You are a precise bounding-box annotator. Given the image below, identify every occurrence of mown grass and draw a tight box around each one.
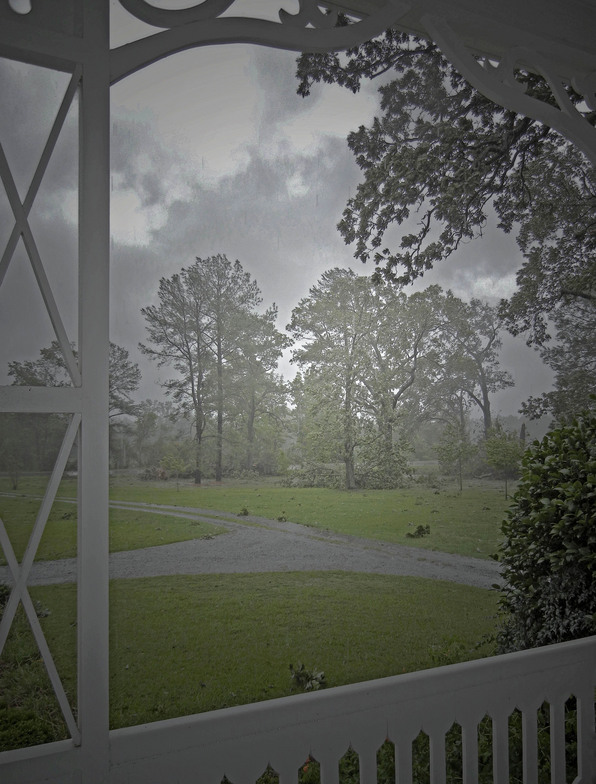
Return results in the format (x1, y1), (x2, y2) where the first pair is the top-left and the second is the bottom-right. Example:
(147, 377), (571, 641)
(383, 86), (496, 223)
(0, 495), (222, 564)
(0, 474), (508, 559)
(108, 476), (508, 559)
(20, 572), (497, 737)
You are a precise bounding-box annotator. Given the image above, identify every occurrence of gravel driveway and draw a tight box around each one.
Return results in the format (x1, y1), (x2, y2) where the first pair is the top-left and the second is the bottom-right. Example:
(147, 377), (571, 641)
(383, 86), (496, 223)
(2, 500), (502, 589)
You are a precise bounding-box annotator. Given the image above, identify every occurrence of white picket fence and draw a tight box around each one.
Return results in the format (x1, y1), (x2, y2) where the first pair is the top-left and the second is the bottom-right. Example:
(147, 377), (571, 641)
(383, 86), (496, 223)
(2, 634), (595, 784)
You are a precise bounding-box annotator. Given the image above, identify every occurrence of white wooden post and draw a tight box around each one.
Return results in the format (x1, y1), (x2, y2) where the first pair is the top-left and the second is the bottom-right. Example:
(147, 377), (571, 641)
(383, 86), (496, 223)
(77, 1), (111, 780)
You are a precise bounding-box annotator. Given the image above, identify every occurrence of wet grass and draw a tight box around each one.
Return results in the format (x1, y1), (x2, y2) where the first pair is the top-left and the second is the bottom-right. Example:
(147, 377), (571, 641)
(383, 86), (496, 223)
(25, 572), (498, 733)
(0, 474), (509, 559)
(107, 476), (509, 559)
(0, 495), (222, 564)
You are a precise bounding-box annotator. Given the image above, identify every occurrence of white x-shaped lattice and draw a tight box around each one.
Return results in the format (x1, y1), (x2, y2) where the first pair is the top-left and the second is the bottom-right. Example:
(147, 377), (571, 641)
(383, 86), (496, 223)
(0, 413), (81, 743)
(0, 62), (85, 744)
(0, 64), (82, 386)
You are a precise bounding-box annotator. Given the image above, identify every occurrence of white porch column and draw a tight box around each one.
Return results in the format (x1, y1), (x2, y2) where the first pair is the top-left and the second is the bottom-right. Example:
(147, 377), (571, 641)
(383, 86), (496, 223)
(78, 1), (111, 780)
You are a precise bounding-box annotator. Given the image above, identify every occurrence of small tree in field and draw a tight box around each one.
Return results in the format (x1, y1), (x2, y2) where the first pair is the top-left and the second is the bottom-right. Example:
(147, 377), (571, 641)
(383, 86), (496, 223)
(160, 441), (193, 490)
(497, 408), (596, 652)
(436, 422), (476, 493)
(485, 425), (524, 498)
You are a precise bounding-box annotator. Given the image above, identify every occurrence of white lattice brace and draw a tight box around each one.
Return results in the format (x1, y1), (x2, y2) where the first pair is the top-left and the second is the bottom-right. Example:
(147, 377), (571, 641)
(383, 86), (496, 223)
(0, 64), (81, 289)
(0, 414), (82, 743)
(0, 142), (81, 386)
(0, 385), (83, 413)
(422, 15), (596, 169)
(12, 414), (79, 595)
(110, 0), (412, 83)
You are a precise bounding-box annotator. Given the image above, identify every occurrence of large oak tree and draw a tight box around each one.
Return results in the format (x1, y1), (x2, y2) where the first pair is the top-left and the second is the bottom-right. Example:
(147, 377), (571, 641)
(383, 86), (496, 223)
(297, 31), (596, 418)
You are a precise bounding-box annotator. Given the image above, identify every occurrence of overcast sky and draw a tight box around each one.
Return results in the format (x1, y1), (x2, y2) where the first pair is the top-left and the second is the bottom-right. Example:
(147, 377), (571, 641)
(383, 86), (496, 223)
(0, 11), (554, 418)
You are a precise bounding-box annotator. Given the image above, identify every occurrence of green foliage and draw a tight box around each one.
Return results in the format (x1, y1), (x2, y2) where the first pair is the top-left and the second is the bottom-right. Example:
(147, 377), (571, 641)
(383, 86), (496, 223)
(288, 272), (510, 489)
(406, 524), (430, 539)
(497, 409), (596, 652)
(436, 421), (478, 491)
(297, 33), (595, 429)
(8, 340), (140, 420)
(484, 424), (524, 498)
(289, 663), (326, 691)
(140, 255), (288, 483)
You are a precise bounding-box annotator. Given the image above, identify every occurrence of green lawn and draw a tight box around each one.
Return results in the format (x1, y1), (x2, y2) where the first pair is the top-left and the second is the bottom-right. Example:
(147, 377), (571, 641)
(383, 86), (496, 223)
(1, 474), (503, 751)
(0, 496), (222, 564)
(0, 474), (509, 559)
(107, 476), (508, 559)
(17, 572), (497, 737)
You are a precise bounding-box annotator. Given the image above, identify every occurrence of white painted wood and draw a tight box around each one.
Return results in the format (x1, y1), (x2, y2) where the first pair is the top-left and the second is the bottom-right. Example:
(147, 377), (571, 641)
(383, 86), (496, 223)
(0, 385), (82, 412)
(461, 722), (478, 784)
(522, 707), (539, 784)
(76, 1), (111, 780)
(2, 3), (596, 783)
(0, 65), (81, 290)
(109, 0), (410, 84)
(550, 700), (566, 784)
(576, 683), (596, 784)
(2, 634), (593, 782)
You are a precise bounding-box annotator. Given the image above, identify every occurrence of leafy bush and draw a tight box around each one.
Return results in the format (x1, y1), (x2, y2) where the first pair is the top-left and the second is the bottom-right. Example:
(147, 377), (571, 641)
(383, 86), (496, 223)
(496, 408), (596, 652)
(406, 524), (431, 539)
(289, 663), (326, 692)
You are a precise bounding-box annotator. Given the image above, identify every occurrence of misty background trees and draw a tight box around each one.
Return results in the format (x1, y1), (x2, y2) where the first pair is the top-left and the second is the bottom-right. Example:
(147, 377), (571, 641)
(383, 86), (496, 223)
(138, 255), (287, 484)
(3, 253), (543, 490)
(0, 341), (140, 485)
(3, 29), (594, 489)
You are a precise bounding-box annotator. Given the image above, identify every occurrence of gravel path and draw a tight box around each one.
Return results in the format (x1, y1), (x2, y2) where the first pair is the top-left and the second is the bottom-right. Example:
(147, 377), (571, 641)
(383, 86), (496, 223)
(1, 499), (502, 589)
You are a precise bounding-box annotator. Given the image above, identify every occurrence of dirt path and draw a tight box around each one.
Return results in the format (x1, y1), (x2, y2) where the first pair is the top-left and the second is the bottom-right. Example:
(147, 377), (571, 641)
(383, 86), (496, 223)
(1, 498), (502, 589)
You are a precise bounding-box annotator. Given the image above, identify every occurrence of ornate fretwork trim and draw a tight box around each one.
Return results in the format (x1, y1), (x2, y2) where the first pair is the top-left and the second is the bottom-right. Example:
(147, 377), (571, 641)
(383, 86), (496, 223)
(111, 0), (411, 83)
(424, 15), (596, 168)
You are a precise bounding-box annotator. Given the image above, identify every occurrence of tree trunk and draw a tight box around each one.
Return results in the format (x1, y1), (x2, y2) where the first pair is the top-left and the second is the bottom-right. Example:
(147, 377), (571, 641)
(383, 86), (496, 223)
(215, 334), (223, 482)
(194, 401), (203, 484)
(345, 454), (356, 490)
(343, 376), (356, 490)
(246, 391), (256, 473)
(479, 373), (492, 437)
(194, 430), (202, 485)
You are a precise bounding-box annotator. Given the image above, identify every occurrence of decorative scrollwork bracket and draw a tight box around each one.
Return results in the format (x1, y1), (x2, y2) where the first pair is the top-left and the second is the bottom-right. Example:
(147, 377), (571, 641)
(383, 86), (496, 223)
(111, 0), (412, 84)
(423, 14), (596, 168)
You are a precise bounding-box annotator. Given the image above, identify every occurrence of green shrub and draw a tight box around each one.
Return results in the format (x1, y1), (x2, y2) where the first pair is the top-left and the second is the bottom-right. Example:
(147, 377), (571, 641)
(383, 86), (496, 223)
(496, 408), (596, 652)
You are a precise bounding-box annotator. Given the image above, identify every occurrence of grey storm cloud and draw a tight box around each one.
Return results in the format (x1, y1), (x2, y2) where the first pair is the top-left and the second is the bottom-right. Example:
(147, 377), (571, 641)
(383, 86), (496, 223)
(1, 48), (551, 410)
(111, 114), (185, 208)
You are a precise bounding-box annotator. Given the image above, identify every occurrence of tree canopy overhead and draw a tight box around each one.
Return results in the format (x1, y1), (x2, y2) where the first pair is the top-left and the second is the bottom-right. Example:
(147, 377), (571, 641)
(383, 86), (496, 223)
(296, 30), (596, 418)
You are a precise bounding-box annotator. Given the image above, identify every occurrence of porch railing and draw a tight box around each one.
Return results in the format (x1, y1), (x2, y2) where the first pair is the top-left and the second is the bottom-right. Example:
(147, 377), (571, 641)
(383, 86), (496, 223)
(2, 634), (595, 784)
